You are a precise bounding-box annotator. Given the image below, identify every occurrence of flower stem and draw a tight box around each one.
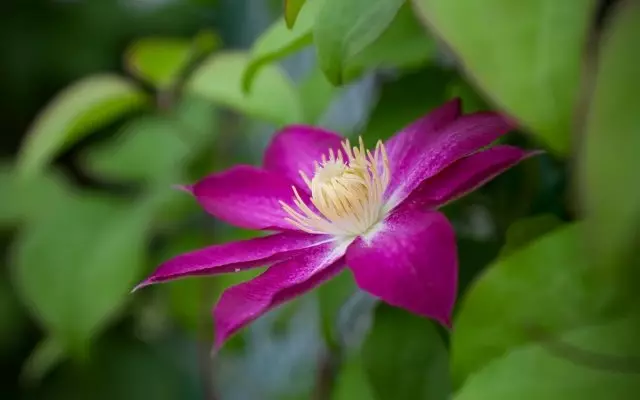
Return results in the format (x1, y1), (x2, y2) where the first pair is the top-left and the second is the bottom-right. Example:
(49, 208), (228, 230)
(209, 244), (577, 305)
(313, 349), (342, 400)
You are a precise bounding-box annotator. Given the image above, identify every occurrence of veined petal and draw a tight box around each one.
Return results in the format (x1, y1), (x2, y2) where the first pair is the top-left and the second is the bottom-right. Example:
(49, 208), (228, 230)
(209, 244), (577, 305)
(213, 240), (349, 349)
(264, 125), (345, 194)
(188, 165), (306, 231)
(346, 207), (457, 327)
(385, 101), (514, 210)
(135, 231), (334, 289)
(405, 146), (538, 209)
(385, 98), (462, 171)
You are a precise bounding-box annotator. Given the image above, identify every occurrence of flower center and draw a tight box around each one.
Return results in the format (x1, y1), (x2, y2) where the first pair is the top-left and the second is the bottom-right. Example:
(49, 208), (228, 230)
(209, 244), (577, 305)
(281, 137), (390, 237)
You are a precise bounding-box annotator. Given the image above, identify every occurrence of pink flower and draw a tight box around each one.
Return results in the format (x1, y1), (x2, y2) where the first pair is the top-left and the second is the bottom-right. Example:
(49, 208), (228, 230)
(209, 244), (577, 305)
(135, 99), (534, 349)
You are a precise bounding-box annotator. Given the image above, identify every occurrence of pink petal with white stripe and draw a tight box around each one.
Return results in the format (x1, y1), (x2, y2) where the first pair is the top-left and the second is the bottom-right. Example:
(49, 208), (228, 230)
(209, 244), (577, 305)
(385, 100), (514, 209)
(188, 165), (305, 231)
(346, 206), (457, 327)
(213, 241), (348, 349)
(136, 231), (334, 289)
(404, 145), (537, 209)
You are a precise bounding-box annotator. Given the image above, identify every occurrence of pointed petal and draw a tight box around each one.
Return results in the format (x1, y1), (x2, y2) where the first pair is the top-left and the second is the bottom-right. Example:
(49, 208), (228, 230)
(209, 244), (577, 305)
(385, 98), (462, 168)
(264, 125), (345, 193)
(346, 207), (457, 327)
(213, 241), (348, 349)
(136, 232), (334, 289)
(189, 165), (304, 231)
(406, 146), (538, 209)
(385, 101), (514, 209)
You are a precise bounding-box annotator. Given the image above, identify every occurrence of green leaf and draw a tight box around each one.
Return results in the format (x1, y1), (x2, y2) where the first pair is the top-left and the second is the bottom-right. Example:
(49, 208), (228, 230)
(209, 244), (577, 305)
(125, 38), (191, 88)
(0, 165), (70, 228)
(171, 94), (220, 147)
(333, 356), (375, 400)
(362, 66), (454, 145)
(12, 192), (161, 354)
(284, 0), (308, 29)
(187, 52), (303, 125)
(580, 2), (640, 271)
(454, 315), (640, 400)
(344, 3), (436, 81)
(18, 74), (149, 176)
(362, 305), (450, 400)
(125, 32), (220, 88)
(314, 0), (405, 84)
(499, 214), (564, 257)
(412, 0), (597, 154)
(447, 78), (490, 113)
(451, 224), (616, 387)
(81, 116), (191, 184)
(242, 0), (322, 93)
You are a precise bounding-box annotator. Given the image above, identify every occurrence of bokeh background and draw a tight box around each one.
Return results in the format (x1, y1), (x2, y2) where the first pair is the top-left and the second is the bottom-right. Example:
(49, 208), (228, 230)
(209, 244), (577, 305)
(2, 0), (639, 399)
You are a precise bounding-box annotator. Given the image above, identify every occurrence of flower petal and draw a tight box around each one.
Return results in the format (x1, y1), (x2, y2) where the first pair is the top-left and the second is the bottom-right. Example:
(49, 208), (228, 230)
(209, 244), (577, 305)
(405, 145), (537, 209)
(135, 231), (334, 289)
(385, 101), (514, 209)
(264, 125), (345, 193)
(346, 207), (457, 327)
(213, 240), (348, 349)
(188, 165), (302, 230)
(385, 98), (462, 169)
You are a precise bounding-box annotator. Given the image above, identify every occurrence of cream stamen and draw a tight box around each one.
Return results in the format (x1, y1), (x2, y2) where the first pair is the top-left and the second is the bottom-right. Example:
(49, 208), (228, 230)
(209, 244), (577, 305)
(280, 137), (390, 237)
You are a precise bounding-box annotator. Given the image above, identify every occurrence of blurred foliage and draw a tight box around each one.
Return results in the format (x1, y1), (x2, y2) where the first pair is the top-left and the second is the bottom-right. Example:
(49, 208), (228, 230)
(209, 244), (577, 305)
(454, 314), (640, 400)
(284, 0), (308, 29)
(413, 0), (596, 155)
(314, 0), (406, 84)
(18, 74), (150, 176)
(1, 0), (639, 399)
(187, 51), (304, 125)
(579, 1), (640, 275)
(362, 305), (450, 399)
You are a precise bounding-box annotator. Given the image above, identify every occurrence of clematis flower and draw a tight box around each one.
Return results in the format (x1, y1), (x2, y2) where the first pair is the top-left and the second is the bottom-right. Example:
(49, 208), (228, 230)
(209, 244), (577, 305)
(135, 98), (535, 349)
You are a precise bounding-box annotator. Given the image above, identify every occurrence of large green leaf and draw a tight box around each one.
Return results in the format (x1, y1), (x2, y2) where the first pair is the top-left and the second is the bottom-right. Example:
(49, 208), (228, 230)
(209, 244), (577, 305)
(12, 192), (162, 354)
(242, 0), (322, 93)
(82, 116), (191, 184)
(314, 0), (405, 85)
(412, 0), (597, 154)
(498, 214), (564, 258)
(333, 356), (375, 400)
(451, 224), (616, 387)
(344, 3), (435, 81)
(0, 165), (70, 228)
(125, 32), (219, 89)
(18, 74), (149, 176)
(284, 0), (308, 28)
(455, 315), (640, 400)
(362, 305), (450, 400)
(580, 2), (640, 271)
(187, 52), (303, 125)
